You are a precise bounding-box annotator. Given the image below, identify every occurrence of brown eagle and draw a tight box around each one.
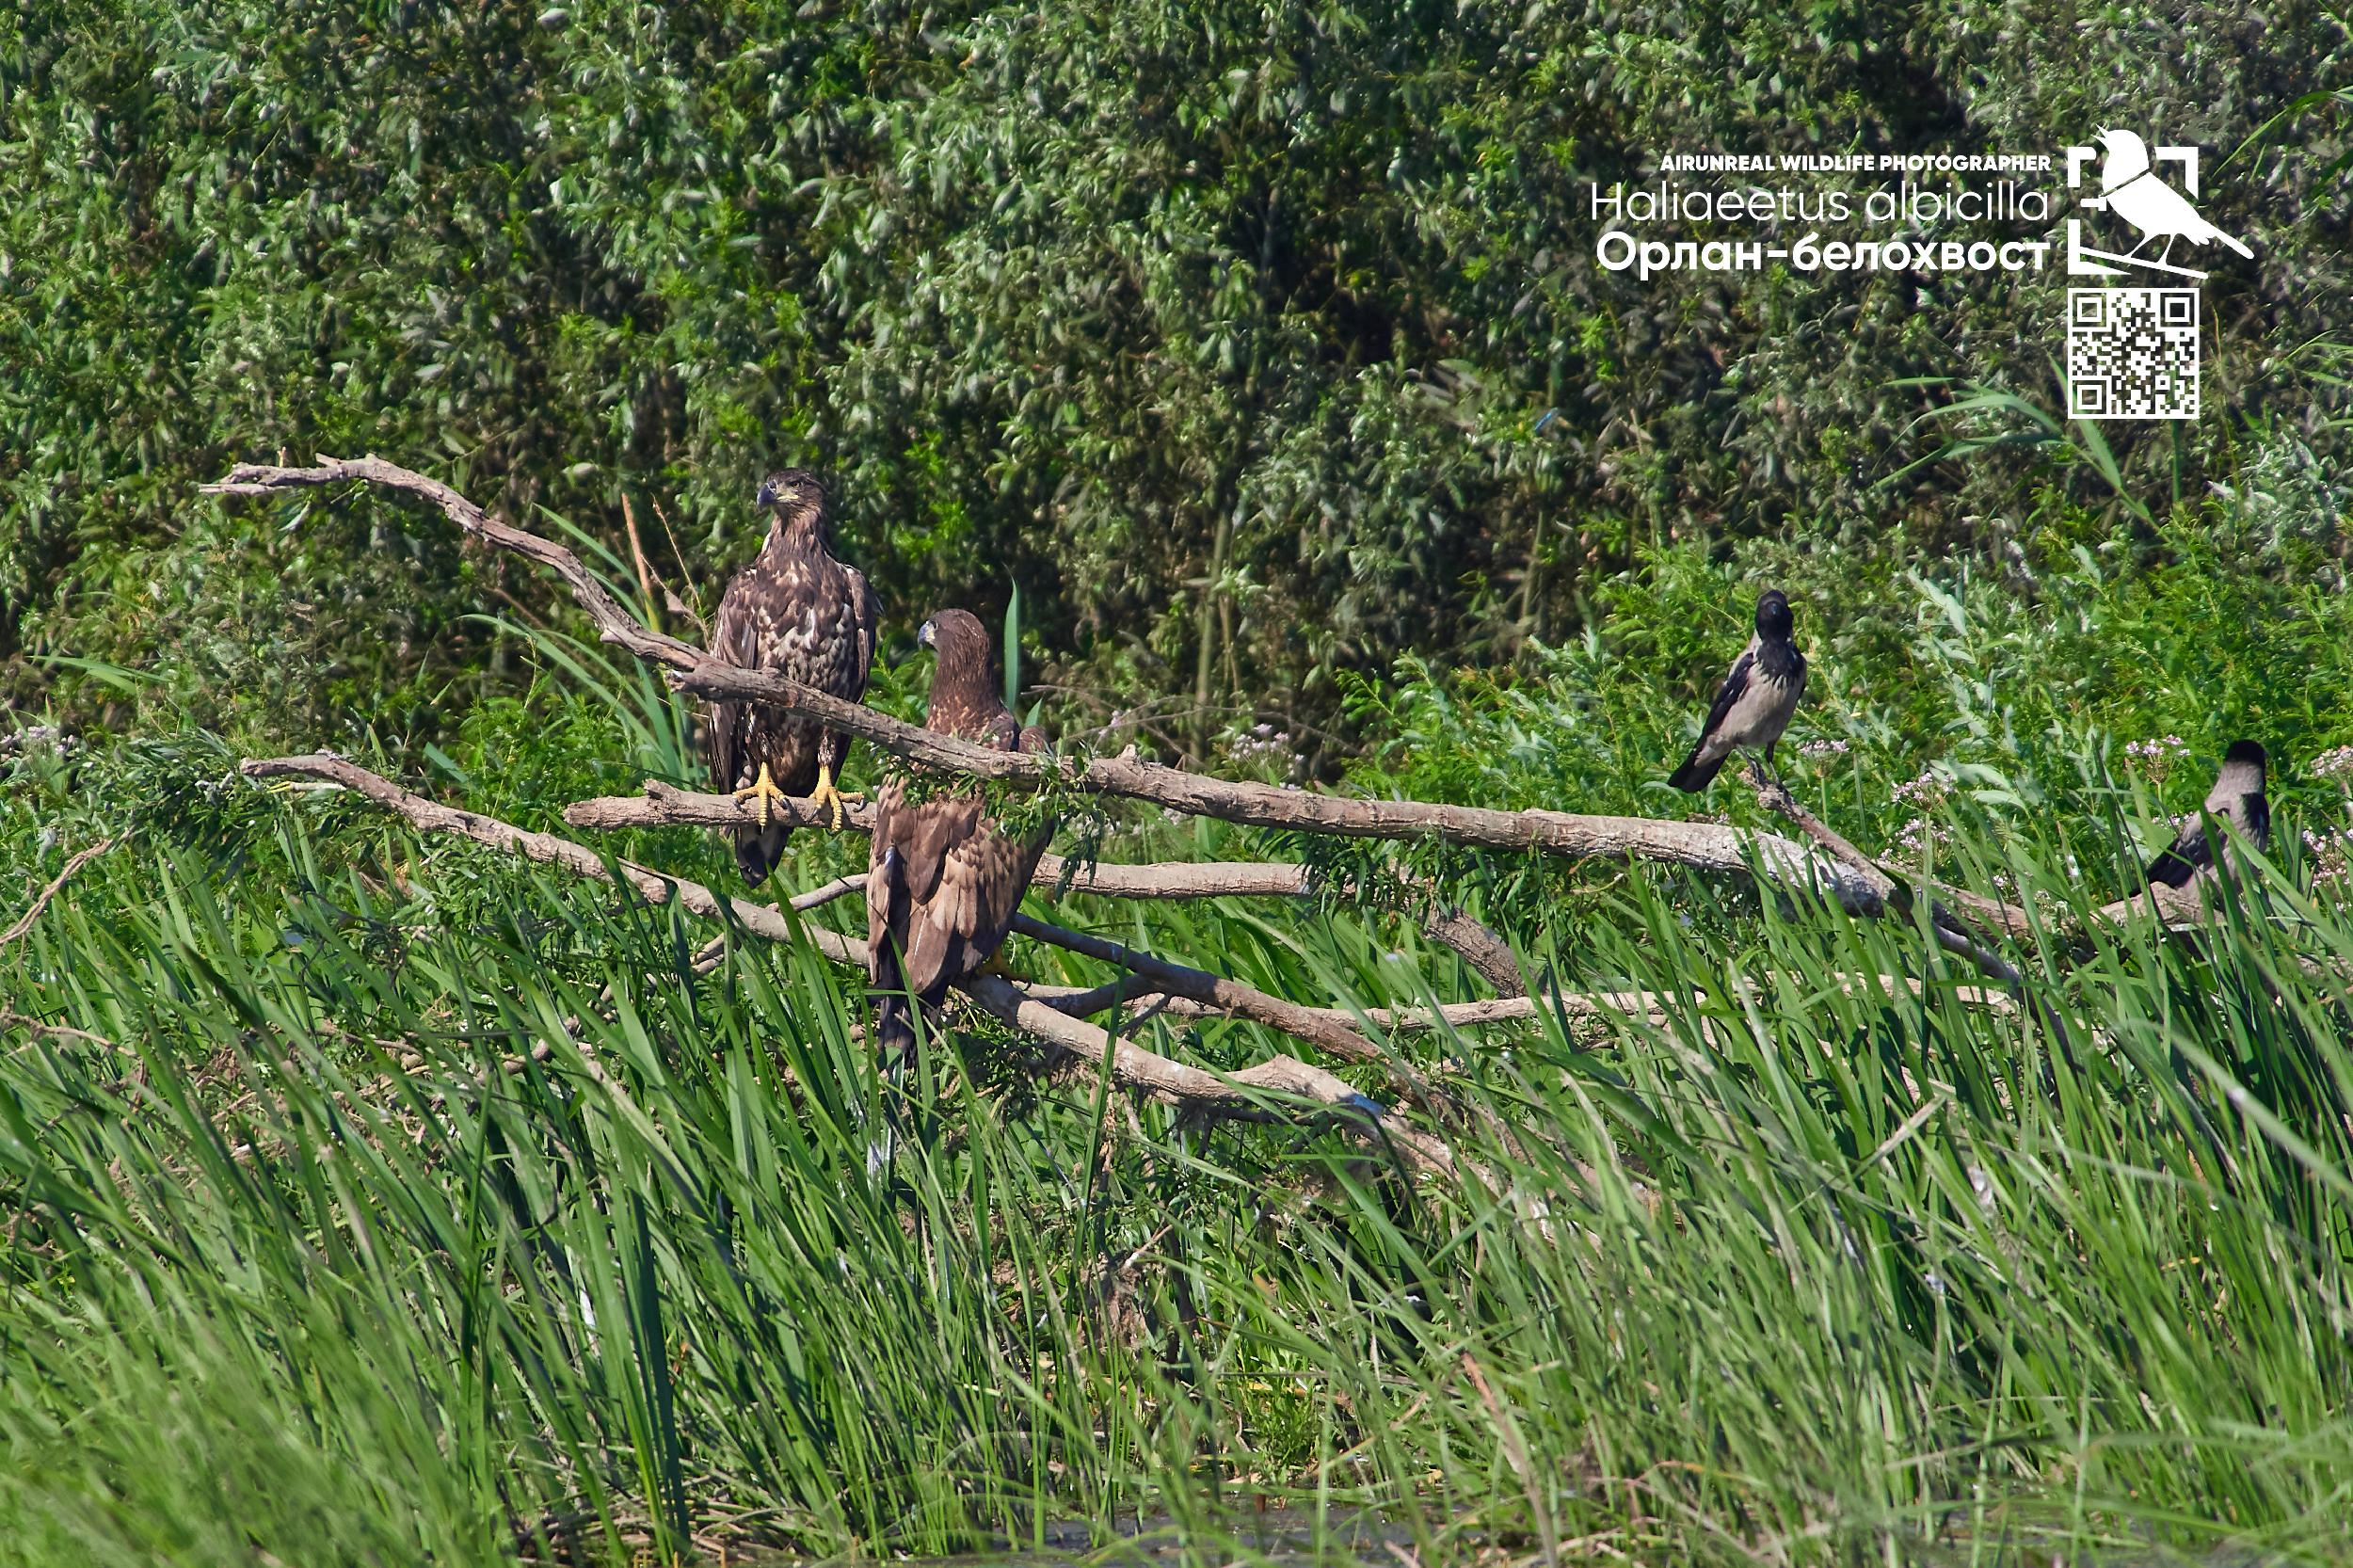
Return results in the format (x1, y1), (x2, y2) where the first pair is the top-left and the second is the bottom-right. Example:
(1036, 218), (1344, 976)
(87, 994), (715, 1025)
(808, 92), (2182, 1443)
(866, 609), (1052, 1065)
(707, 469), (879, 885)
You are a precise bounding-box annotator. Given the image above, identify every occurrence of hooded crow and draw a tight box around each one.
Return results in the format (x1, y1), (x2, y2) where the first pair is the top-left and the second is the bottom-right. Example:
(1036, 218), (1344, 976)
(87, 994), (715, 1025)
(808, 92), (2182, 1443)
(2145, 740), (2269, 888)
(1669, 588), (1807, 792)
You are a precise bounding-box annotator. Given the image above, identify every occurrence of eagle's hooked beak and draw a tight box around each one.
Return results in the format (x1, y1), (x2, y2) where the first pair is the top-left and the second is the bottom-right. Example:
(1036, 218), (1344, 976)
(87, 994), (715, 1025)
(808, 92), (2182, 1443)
(888, 617), (936, 671)
(756, 477), (794, 510)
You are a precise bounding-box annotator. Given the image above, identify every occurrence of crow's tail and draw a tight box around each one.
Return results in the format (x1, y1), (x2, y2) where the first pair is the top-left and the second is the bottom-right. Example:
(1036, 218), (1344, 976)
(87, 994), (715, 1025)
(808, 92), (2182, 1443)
(1668, 748), (1722, 793)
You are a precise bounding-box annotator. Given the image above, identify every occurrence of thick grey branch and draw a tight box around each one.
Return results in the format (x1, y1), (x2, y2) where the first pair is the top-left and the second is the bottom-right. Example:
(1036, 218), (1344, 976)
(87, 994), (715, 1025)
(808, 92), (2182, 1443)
(243, 753), (865, 966)
(202, 457), (1881, 911)
(961, 975), (1461, 1179)
(564, 783), (1312, 900)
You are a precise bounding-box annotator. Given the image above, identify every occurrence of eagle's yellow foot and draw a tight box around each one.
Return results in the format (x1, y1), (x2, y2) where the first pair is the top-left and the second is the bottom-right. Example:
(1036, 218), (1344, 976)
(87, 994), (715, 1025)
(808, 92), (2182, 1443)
(809, 762), (864, 831)
(732, 762), (789, 828)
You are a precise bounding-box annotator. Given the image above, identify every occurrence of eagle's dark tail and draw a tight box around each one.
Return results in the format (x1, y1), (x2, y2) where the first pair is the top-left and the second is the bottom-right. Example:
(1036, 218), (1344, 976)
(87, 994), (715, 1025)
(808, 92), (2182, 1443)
(734, 823), (790, 886)
(1668, 747), (1722, 793)
(873, 996), (918, 1075)
(866, 991), (926, 1177)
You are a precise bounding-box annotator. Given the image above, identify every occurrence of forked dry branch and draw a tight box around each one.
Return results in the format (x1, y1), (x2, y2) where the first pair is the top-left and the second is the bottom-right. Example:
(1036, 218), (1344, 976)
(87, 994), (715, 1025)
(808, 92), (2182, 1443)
(203, 456), (1891, 917)
(207, 455), (2157, 1125)
(239, 753), (1465, 1178)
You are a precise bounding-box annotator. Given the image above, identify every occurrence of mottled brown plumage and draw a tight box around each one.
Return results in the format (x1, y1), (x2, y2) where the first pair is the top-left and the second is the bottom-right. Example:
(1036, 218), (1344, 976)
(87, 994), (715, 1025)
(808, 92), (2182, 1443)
(867, 609), (1051, 1065)
(707, 470), (879, 885)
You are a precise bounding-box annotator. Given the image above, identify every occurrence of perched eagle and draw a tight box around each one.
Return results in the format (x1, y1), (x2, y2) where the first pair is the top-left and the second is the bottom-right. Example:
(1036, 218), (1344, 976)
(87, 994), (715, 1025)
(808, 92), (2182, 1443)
(706, 469), (879, 885)
(866, 609), (1052, 1067)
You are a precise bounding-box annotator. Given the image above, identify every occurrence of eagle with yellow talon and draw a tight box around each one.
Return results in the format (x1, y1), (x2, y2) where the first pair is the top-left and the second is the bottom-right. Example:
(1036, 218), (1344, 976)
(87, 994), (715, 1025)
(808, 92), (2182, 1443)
(705, 469), (879, 885)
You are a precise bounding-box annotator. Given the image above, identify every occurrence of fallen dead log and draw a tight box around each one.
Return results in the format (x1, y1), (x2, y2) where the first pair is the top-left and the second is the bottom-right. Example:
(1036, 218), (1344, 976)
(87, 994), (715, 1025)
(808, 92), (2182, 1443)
(565, 781), (1315, 900)
(238, 754), (1465, 1178)
(202, 456), (1885, 917)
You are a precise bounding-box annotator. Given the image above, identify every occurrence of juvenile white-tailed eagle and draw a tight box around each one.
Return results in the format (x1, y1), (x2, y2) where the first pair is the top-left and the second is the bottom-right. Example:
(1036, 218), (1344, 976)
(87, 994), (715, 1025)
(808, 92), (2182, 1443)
(707, 469), (879, 885)
(866, 609), (1052, 1065)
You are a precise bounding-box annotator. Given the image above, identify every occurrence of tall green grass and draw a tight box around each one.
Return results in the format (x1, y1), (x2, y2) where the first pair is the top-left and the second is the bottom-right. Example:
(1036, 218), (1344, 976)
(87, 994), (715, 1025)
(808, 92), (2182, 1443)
(4, 726), (2353, 1564)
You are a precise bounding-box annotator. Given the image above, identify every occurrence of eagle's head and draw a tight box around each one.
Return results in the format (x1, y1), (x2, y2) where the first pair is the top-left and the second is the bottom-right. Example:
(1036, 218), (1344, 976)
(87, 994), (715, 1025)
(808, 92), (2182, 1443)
(913, 609), (1002, 734)
(916, 608), (988, 658)
(755, 469), (830, 536)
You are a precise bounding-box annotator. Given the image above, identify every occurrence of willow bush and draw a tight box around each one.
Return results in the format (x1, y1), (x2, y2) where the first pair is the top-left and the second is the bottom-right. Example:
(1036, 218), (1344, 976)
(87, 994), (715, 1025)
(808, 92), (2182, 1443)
(3, 1), (2346, 757)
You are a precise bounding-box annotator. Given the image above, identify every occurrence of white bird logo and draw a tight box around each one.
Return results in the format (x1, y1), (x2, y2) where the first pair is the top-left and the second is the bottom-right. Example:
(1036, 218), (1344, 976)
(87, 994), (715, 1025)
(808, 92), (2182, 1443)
(2092, 129), (2252, 265)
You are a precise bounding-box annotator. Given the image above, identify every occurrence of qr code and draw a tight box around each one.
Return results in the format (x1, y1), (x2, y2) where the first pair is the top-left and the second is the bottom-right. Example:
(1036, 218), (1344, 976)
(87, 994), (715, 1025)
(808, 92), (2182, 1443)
(2067, 288), (2200, 420)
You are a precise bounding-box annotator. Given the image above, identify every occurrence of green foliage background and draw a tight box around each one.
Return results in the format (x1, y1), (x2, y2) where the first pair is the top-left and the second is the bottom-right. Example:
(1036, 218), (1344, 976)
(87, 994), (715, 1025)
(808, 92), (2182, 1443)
(7, 12), (2353, 1559)
(4, 0), (2346, 759)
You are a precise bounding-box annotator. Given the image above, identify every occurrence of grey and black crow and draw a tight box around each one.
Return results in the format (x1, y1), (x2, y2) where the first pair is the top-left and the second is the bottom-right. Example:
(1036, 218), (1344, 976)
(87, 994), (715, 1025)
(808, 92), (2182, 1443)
(707, 469), (879, 885)
(2145, 740), (2269, 888)
(1669, 588), (1807, 792)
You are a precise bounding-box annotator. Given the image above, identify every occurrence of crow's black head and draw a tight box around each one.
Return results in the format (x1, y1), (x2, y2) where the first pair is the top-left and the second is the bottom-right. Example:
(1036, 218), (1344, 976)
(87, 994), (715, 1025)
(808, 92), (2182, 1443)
(1755, 588), (1795, 638)
(2223, 740), (2267, 771)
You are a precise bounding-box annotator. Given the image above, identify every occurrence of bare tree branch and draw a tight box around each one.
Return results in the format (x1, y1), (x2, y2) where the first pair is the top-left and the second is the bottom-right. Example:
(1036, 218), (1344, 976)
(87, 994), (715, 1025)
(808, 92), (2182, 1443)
(2094, 879), (2211, 925)
(565, 783), (1315, 900)
(202, 456), (1885, 914)
(1, 1008), (119, 1050)
(237, 754), (1467, 1178)
(1001, 911), (1445, 1114)
(1029, 975), (2012, 1032)
(1419, 904), (1529, 997)
(245, 753), (865, 964)
(1742, 762), (2060, 1045)
(565, 783), (880, 835)
(958, 974), (1464, 1179)
(1, 837), (118, 950)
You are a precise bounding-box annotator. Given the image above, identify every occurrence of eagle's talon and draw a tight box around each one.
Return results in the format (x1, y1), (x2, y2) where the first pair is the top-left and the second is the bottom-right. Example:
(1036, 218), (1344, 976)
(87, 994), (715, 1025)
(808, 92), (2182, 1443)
(809, 763), (863, 831)
(732, 762), (788, 829)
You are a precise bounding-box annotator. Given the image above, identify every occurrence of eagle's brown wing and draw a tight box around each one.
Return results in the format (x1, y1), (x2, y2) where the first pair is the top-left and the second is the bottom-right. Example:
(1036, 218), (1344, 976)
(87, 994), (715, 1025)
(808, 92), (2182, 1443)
(708, 559), (827, 884)
(866, 726), (1052, 1061)
(867, 777), (986, 1061)
(706, 576), (762, 808)
(900, 720), (1050, 993)
(867, 779), (984, 971)
(848, 565), (880, 696)
(900, 816), (1047, 1001)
